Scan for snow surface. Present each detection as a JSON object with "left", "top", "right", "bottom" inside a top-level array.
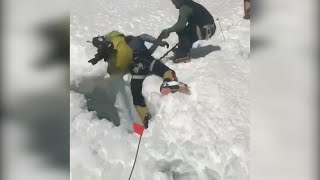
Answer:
[{"left": 70, "top": 0, "right": 250, "bottom": 179}]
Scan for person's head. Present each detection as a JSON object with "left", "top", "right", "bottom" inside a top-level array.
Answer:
[
  {"left": 92, "top": 36, "right": 106, "bottom": 48},
  {"left": 91, "top": 35, "right": 115, "bottom": 60},
  {"left": 92, "top": 35, "right": 114, "bottom": 50},
  {"left": 171, "top": 0, "right": 185, "bottom": 9}
]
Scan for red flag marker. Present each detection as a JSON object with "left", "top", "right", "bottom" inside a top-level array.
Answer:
[{"left": 133, "top": 122, "right": 144, "bottom": 136}]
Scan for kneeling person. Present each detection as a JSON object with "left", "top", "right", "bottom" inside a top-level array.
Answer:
[{"left": 162, "top": 0, "right": 216, "bottom": 63}]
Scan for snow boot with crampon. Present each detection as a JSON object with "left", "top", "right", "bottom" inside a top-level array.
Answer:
[
  {"left": 172, "top": 46, "right": 191, "bottom": 63},
  {"left": 160, "top": 79, "right": 190, "bottom": 95}
]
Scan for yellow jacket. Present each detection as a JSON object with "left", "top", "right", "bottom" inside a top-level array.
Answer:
[{"left": 105, "top": 31, "right": 133, "bottom": 75}]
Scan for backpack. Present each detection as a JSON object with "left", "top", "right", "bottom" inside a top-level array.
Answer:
[{"left": 105, "top": 31, "right": 133, "bottom": 75}]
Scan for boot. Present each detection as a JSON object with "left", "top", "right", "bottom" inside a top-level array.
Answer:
[
  {"left": 143, "top": 113, "right": 151, "bottom": 129},
  {"left": 160, "top": 79, "right": 190, "bottom": 95},
  {"left": 173, "top": 54, "right": 191, "bottom": 63},
  {"left": 172, "top": 47, "right": 191, "bottom": 63},
  {"left": 135, "top": 106, "right": 151, "bottom": 129}
]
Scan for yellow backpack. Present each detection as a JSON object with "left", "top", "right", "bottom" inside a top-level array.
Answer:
[{"left": 105, "top": 31, "right": 133, "bottom": 75}]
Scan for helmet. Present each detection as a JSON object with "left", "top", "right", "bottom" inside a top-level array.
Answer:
[
  {"left": 92, "top": 35, "right": 106, "bottom": 48},
  {"left": 91, "top": 35, "right": 115, "bottom": 55}
]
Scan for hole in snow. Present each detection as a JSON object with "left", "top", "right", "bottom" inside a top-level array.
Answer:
[{"left": 71, "top": 75, "right": 134, "bottom": 126}]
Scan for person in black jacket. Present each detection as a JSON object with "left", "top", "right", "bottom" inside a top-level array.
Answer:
[{"left": 161, "top": 0, "right": 216, "bottom": 63}]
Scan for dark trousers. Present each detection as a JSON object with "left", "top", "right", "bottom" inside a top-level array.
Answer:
[
  {"left": 175, "top": 24, "right": 216, "bottom": 58},
  {"left": 130, "top": 55, "right": 173, "bottom": 107},
  {"left": 175, "top": 26, "right": 199, "bottom": 58}
]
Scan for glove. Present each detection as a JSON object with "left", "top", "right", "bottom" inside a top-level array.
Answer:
[
  {"left": 159, "top": 41, "right": 169, "bottom": 48},
  {"left": 161, "top": 29, "right": 171, "bottom": 39},
  {"left": 88, "top": 58, "right": 99, "bottom": 65}
]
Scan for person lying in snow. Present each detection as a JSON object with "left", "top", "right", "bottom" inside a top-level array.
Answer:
[
  {"left": 88, "top": 31, "right": 190, "bottom": 129},
  {"left": 161, "top": 0, "right": 216, "bottom": 63}
]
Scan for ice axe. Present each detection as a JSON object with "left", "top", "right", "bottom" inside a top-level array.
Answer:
[
  {"left": 158, "top": 42, "right": 179, "bottom": 61},
  {"left": 149, "top": 32, "right": 179, "bottom": 61}
]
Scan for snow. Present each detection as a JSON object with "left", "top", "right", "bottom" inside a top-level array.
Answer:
[{"left": 70, "top": 0, "right": 250, "bottom": 180}]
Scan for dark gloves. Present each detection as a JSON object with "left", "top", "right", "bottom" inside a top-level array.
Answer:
[
  {"left": 88, "top": 58, "right": 99, "bottom": 65},
  {"left": 161, "top": 29, "right": 171, "bottom": 39},
  {"left": 88, "top": 51, "right": 104, "bottom": 65},
  {"left": 88, "top": 44, "right": 117, "bottom": 65},
  {"left": 159, "top": 41, "right": 169, "bottom": 48}
]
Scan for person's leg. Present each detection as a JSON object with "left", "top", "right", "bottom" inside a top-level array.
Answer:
[
  {"left": 130, "top": 55, "right": 153, "bottom": 128},
  {"left": 174, "top": 26, "right": 200, "bottom": 63},
  {"left": 175, "top": 28, "right": 194, "bottom": 62},
  {"left": 149, "top": 59, "right": 176, "bottom": 80},
  {"left": 189, "top": 26, "right": 200, "bottom": 44},
  {"left": 130, "top": 78, "right": 151, "bottom": 128},
  {"left": 148, "top": 59, "right": 190, "bottom": 95}
]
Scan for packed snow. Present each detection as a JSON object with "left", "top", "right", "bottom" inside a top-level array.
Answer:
[{"left": 70, "top": 0, "right": 250, "bottom": 179}]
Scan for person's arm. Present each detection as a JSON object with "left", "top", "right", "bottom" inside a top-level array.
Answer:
[
  {"left": 138, "top": 34, "right": 157, "bottom": 43},
  {"left": 88, "top": 48, "right": 105, "bottom": 65},
  {"left": 95, "top": 48, "right": 105, "bottom": 60},
  {"left": 138, "top": 34, "right": 169, "bottom": 48},
  {"left": 168, "top": 5, "right": 192, "bottom": 33}
]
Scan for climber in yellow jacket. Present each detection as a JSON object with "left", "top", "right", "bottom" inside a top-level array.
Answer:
[
  {"left": 88, "top": 31, "right": 189, "bottom": 129},
  {"left": 88, "top": 31, "right": 133, "bottom": 74}
]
